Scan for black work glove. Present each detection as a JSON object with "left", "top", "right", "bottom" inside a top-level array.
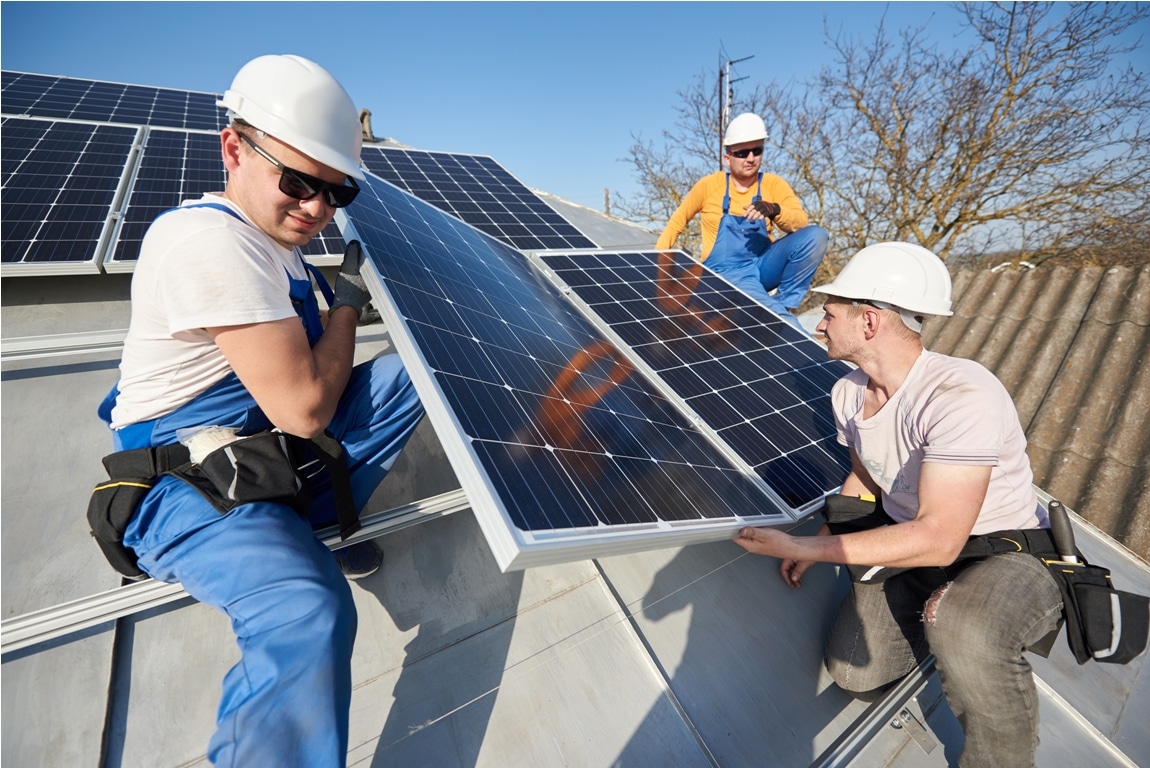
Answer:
[
  {"left": 751, "top": 200, "right": 781, "bottom": 219},
  {"left": 329, "top": 240, "right": 371, "bottom": 318}
]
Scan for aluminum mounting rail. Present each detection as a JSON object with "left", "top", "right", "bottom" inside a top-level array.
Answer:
[
  {"left": 0, "top": 329, "right": 129, "bottom": 362},
  {"left": 1, "top": 488, "right": 471, "bottom": 655}
]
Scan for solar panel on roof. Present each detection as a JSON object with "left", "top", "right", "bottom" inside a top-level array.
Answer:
[
  {"left": 340, "top": 173, "right": 841, "bottom": 571},
  {"left": 537, "top": 251, "right": 851, "bottom": 508},
  {"left": 3, "top": 70, "right": 346, "bottom": 273},
  {"left": 1, "top": 70, "right": 226, "bottom": 131},
  {"left": 104, "top": 129, "right": 224, "bottom": 269},
  {"left": 104, "top": 128, "right": 347, "bottom": 271},
  {"left": 1, "top": 117, "right": 137, "bottom": 272},
  {"left": 360, "top": 146, "right": 596, "bottom": 252}
]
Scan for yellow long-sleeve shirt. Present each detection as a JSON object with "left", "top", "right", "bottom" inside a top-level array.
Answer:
[{"left": 655, "top": 172, "right": 809, "bottom": 260}]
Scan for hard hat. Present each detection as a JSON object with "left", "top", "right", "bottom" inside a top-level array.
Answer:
[
  {"left": 812, "top": 242, "right": 953, "bottom": 330},
  {"left": 724, "top": 113, "right": 768, "bottom": 147},
  {"left": 218, "top": 55, "right": 365, "bottom": 180}
]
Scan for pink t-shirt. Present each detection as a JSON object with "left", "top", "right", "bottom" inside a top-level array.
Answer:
[{"left": 832, "top": 351, "right": 1044, "bottom": 535}]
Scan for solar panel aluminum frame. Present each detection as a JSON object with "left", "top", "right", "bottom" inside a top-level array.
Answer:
[
  {"left": 339, "top": 181, "right": 825, "bottom": 572},
  {"left": 100, "top": 125, "right": 219, "bottom": 274},
  {"left": 350, "top": 235, "right": 800, "bottom": 571},
  {"left": 1, "top": 120, "right": 143, "bottom": 277}
]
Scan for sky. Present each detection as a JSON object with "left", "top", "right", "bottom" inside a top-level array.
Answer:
[{"left": 2, "top": 2, "right": 1143, "bottom": 220}]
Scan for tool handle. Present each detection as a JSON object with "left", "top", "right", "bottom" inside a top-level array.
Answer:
[{"left": 1047, "top": 499, "right": 1079, "bottom": 563}]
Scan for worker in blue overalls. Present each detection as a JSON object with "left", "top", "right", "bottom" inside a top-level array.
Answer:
[
  {"left": 95, "top": 55, "right": 424, "bottom": 767},
  {"left": 656, "top": 113, "right": 828, "bottom": 331}
]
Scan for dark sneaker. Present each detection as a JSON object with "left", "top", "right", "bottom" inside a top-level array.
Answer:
[{"left": 334, "top": 540, "right": 383, "bottom": 580}]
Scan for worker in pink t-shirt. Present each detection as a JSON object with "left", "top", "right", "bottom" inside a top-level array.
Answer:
[{"left": 735, "top": 242, "right": 1063, "bottom": 767}]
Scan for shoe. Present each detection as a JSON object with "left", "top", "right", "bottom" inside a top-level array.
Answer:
[{"left": 334, "top": 540, "right": 383, "bottom": 580}]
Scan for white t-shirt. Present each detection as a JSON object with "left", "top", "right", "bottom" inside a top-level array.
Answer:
[
  {"left": 832, "top": 350, "right": 1043, "bottom": 535},
  {"left": 111, "top": 195, "right": 308, "bottom": 428}
]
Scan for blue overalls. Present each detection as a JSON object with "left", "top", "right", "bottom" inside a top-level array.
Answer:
[
  {"left": 706, "top": 174, "right": 827, "bottom": 331},
  {"left": 99, "top": 204, "right": 424, "bottom": 767}
]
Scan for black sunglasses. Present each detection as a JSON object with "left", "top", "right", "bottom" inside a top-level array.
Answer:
[
  {"left": 239, "top": 132, "right": 360, "bottom": 208},
  {"left": 728, "top": 146, "right": 765, "bottom": 159}
]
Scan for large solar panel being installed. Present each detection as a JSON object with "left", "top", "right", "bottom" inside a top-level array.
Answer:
[
  {"left": 2, "top": 117, "right": 137, "bottom": 271},
  {"left": 538, "top": 251, "right": 851, "bottom": 508},
  {"left": 2, "top": 70, "right": 226, "bottom": 131},
  {"left": 360, "top": 146, "right": 596, "bottom": 252},
  {"left": 341, "top": 173, "right": 831, "bottom": 570}
]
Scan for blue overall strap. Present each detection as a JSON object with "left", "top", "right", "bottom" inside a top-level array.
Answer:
[
  {"left": 301, "top": 260, "right": 335, "bottom": 307},
  {"left": 723, "top": 174, "right": 765, "bottom": 214}
]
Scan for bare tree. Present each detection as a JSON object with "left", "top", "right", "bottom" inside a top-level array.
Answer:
[{"left": 619, "top": 2, "right": 1150, "bottom": 273}]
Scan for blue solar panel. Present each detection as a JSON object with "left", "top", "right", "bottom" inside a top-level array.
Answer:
[
  {"left": 2, "top": 117, "right": 136, "bottom": 271},
  {"left": 360, "top": 147, "right": 596, "bottom": 251},
  {"left": 340, "top": 173, "right": 834, "bottom": 570},
  {"left": 2, "top": 70, "right": 226, "bottom": 131},
  {"left": 538, "top": 251, "right": 851, "bottom": 507},
  {"left": 100, "top": 129, "right": 346, "bottom": 271},
  {"left": 104, "top": 129, "right": 224, "bottom": 269}
]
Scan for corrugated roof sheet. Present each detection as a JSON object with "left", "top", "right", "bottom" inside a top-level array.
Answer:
[{"left": 921, "top": 265, "right": 1150, "bottom": 561}]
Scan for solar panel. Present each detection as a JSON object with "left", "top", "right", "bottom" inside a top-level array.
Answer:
[
  {"left": 2, "top": 117, "right": 137, "bottom": 273},
  {"left": 2, "top": 70, "right": 226, "bottom": 131},
  {"left": 99, "top": 129, "right": 348, "bottom": 271},
  {"left": 340, "top": 173, "right": 842, "bottom": 571},
  {"left": 3, "top": 70, "right": 346, "bottom": 274},
  {"left": 102, "top": 129, "right": 223, "bottom": 270},
  {"left": 537, "top": 251, "right": 851, "bottom": 508},
  {"left": 360, "top": 146, "right": 597, "bottom": 252}
]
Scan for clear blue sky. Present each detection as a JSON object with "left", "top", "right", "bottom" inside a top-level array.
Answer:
[{"left": 1, "top": 2, "right": 1130, "bottom": 216}]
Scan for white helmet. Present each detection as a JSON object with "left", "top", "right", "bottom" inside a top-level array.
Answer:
[
  {"left": 218, "top": 55, "right": 365, "bottom": 180},
  {"left": 724, "top": 113, "right": 768, "bottom": 147},
  {"left": 812, "top": 242, "right": 953, "bottom": 332}
]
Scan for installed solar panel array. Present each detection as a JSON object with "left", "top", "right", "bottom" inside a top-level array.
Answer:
[
  {"left": 342, "top": 173, "right": 847, "bottom": 570},
  {"left": 0, "top": 69, "right": 345, "bottom": 275},
  {"left": 361, "top": 147, "right": 596, "bottom": 252},
  {"left": 1, "top": 70, "right": 226, "bottom": 131}
]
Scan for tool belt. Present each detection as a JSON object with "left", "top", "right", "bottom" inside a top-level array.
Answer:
[
  {"left": 823, "top": 494, "right": 1149, "bottom": 665},
  {"left": 87, "top": 431, "right": 358, "bottom": 580}
]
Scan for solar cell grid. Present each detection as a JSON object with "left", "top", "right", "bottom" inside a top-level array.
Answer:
[
  {"left": 539, "top": 250, "right": 852, "bottom": 508},
  {"left": 360, "top": 146, "right": 596, "bottom": 252},
  {"left": 100, "top": 130, "right": 343, "bottom": 269},
  {"left": 343, "top": 173, "right": 786, "bottom": 569},
  {"left": 106, "top": 130, "right": 225, "bottom": 266},
  {"left": 2, "top": 70, "right": 226, "bottom": 131},
  {"left": 2, "top": 117, "right": 136, "bottom": 268}
]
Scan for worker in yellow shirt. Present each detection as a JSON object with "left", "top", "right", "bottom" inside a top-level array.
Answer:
[{"left": 656, "top": 113, "right": 827, "bottom": 329}]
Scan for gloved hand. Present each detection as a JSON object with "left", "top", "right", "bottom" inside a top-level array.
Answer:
[
  {"left": 751, "top": 200, "right": 781, "bottom": 219},
  {"left": 329, "top": 240, "right": 371, "bottom": 318}
]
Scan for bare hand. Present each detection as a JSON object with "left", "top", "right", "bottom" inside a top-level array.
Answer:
[
  {"left": 734, "top": 524, "right": 821, "bottom": 588},
  {"left": 733, "top": 526, "right": 790, "bottom": 556},
  {"left": 779, "top": 557, "right": 816, "bottom": 589}
]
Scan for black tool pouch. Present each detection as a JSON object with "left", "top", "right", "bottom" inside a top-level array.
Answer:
[
  {"left": 86, "top": 443, "right": 190, "bottom": 580},
  {"left": 88, "top": 431, "right": 360, "bottom": 578},
  {"left": 1048, "top": 560, "right": 1149, "bottom": 665},
  {"left": 167, "top": 431, "right": 310, "bottom": 516}
]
